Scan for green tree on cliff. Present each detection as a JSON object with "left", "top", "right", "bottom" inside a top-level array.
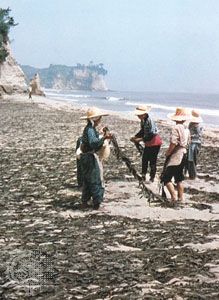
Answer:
[{"left": 0, "top": 8, "right": 17, "bottom": 63}]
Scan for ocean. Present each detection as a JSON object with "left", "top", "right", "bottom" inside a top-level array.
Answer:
[{"left": 44, "top": 89, "right": 219, "bottom": 128}]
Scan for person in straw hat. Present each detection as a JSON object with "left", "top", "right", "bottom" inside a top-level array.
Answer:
[
  {"left": 162, "top": 107, "right": 190, "bottom": 203},
  {"left": 79, "top": 107, "right": 112, "bottom": 210},
  {"left": 130, "top": 105, "right": 162, "bottom": 182},
  {"left": 186, "top": 110, "right": 203, "bottom": 179}
]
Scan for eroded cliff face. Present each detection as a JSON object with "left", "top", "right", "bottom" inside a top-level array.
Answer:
[
  {"left": 52, "top": 75, "right": 67, "bottom": 90},
  {"left": 73, "top": 69, "right": 108, "bottom": 91},
  {"left": 21, "top": 64, "right": 108, "bottom": 91},
  {"left": 91, "top": 73, "right": 108, "bottom": 91},
  {"left": 0, "top": 43, "right": 27, "bottom": 95},
  {"left": 48, "top": 69, "right": 108, "bottom": 91}
]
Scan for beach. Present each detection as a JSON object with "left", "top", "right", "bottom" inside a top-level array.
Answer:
[{"left": 0, "top": 94, "right": 219, "bottom": 299}]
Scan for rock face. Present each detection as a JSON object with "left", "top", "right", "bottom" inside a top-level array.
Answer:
[
  {"left": 91, "top": 73, "right": 108, "bottom": 91},
  {"left": 0, "top": 43, "right": 27, "bottom": 94},
  {"left": 21, "top": 63, "right": 108, "bottom": 91},
  {"left": 29, "top": 73, "right": 45, "bottom": 96}
]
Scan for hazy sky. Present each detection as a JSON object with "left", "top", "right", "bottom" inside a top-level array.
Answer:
[{"left": 1, "top": 0, "right": 219, "bottom": 93}]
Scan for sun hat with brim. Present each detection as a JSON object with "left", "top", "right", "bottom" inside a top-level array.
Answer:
[
  {"left": 80, "top": 107, "right": 109, "bottom": 120},
  {"left": 167, "top": 107, "right": 191, "bottom": 121},
  {"left": 190, "top": 110, "right": 203, "bottom": 123},
  {"left": 134, "top": 105, "right": 151, "bottom": 115}
]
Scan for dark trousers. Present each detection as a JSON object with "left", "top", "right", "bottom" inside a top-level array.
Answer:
[
  {"left": 187, "top": 143, "right": 200, "bottom": 179},
  {"left": 82, "top": 179, "right": 104, "bottom": 205},
  {"left": 142, "top": 146, "right": 161, "bottom": 179},
  {"left": 76, "top": 158, "right": 83, "bottom": 188},
  {"left": 80, "top": 153, "right": 104, "bottom": 205},
  {"left": 163, "top": 154, "right": 186, "bottom": 184}
]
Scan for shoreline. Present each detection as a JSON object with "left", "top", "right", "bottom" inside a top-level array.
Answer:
[
  {"left": 43, "top": 88, "right": 219, "bottom": 128},
  {"left": 3, "top": 93, "right": 219, "bottom": 146}
]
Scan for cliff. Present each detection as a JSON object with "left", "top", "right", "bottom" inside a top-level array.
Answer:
[
  {"left": 91, "top": 73, "right": 108, "bottom": 91},
  {"left": 21, "top": 63, "right": 108, "bottom": 91},
  {"left": 0, "top": 43, "right": 27, "bottom": 95}
]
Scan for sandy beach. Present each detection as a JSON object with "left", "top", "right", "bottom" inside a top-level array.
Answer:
[{"left": 0, "top": 94, "right": 219, "bottom": 299}]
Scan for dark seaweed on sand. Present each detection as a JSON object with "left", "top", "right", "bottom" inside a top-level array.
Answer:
[{"left": 0, "top": 99, "right": 218, "bottom": 299}]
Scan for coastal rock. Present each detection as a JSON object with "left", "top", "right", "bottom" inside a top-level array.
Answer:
[
  {"left": 0, "top": 43, "right": 27, "bottom": 94},
  {"left": 91, "top": 73, "right": 108, "bottom": 91},
  {"left": 29, "top": 73, "right": 45, "bottom": 96},
  {"left": 21, "top": 63, "right": 108, "bottom": 91},
  {"left": 52, "top": 74, "right": 67, "bottom": 90}
]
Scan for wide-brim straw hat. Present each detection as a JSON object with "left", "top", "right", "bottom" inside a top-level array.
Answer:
[
  {"left": 190, "top": 109, "right": 203, "bottom": 123},
  {"left": 134, "top": 105, "right": 151, "bottom": 115},
  {"left": 168, "top": 107, "right": 191, "bottom": 121},
  {"left": 80, "top": 107, "right": 109, "bottom": 120}
]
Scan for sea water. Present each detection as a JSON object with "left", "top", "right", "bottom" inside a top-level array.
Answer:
[{"left": 45, "top": 89, "right": 219, "bottom": 128}]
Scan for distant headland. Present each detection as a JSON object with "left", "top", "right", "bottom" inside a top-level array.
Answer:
[{"left": 21, "top": 62, "right": 108, "bottom": 91}]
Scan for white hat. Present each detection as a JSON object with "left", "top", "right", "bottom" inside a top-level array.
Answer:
[
  {"left": 80, "top": 107, "right": 109, "bottom": 120},
  {"left": 134, "top": 105, "right": 151, "bottom": 115},
  {"left": 190, "top": 110, "right": 203, "bottom": 123},
  {"left": 168, "top": 107, "right": 191, "bottom": 121}
]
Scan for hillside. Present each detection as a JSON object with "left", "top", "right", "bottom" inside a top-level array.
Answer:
[{"left": 21, "top": 63, "right": 108, "bottom": 91}]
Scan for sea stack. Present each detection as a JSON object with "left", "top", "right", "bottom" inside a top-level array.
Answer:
[{"left": 29, "top": 73, "right": 45, "bottom": 96}]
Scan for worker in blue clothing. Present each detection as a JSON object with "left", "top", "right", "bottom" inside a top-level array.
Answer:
[{"left": 79, "top": 107, "right": 112, "bottom": 210}]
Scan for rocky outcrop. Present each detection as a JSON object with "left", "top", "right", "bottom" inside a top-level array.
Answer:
[
  {"left": 29, "top": 73, "right": 45, "bottom": 96},
  {"left": 21, "top": 64, "right": 108, "bottom": 91},
  {"left": 91, "top": 73, "right": 108, "bottom": 91},
  {"left": 52, "top": 74, "right": 67, "bottom": 90},
  {"left": 0, "top": 43, "right": 27, "bottom": 94}
]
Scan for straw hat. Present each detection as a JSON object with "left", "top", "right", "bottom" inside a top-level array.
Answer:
[
  {"left": 168, "top": 107, "right": 190, "bottom": 121},
  {"left": 190, "top": 110, "right": 203, "bottom": 123},
  {"left": 134, "top": 105, "right": 151, "bottom": 115},
  {"left": 80, "top": 107, "right": 109, "bottom": 120}
]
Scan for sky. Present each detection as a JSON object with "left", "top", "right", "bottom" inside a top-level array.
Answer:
[{"left": 1, "top": 0, "right": 219, "bottom": 93}]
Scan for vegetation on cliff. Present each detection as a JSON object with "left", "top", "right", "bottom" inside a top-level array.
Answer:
[
  {"left": 76, "top": 61, "right": 107, "bottom": 76},
  {"left": 21, "top": 62, "right": 108, "bottom": 90},
  {"left": 0, "top": 8, "right": 17, "bottom": 63}
]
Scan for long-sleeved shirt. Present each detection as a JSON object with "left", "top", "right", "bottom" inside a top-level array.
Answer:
[
  {"left": 135, "top": 116, "right": 158, "bottom": 142},
  {"left": 189, "top": 123, "right": 202, "bottom": 144},
  {"left": 81, "top": 121, "right": 104, "bottom": 153}
]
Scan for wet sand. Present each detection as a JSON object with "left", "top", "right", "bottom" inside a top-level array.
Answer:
[{"left": 0, "top": 94, "right": 219, "bottom": 299}]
